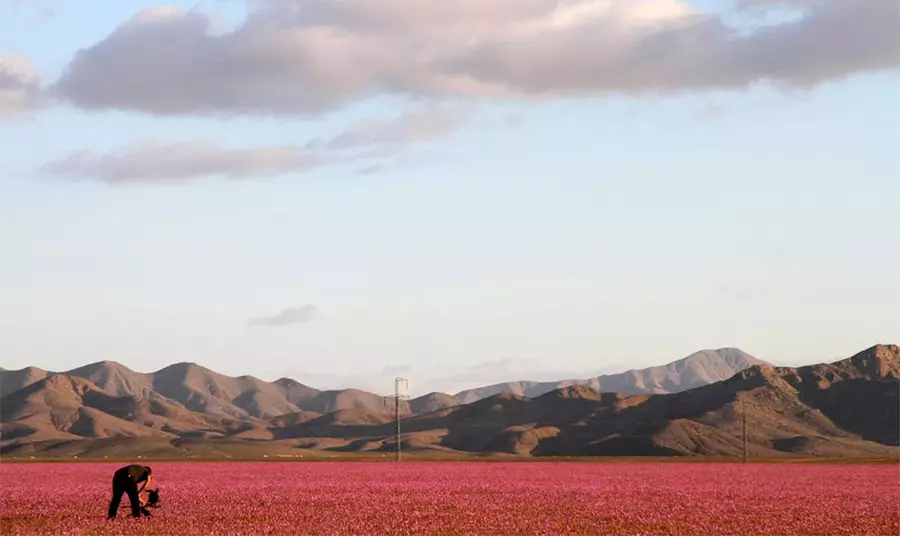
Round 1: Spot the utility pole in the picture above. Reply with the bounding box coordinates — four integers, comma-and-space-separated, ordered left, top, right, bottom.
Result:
385, 377, 409, 462
741, 397, 748, 463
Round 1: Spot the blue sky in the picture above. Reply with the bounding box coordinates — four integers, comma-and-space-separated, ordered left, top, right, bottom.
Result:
1, 0, 897, 395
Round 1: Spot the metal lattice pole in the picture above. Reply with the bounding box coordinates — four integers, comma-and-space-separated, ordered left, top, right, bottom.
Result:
395, 378, 401, 462
386, 377, 408, 462
741, 398, 748, 463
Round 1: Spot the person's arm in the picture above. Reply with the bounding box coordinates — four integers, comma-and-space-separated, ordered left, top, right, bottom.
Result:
138, 474, 152, 496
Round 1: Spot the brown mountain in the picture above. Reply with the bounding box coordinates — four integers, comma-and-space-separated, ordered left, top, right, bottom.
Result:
295, 389, 388, 414
453, 348, 769, 403
424, 344, 899, 456
0, 361, 450, 420
0, 347, 765, 423
1, 361, 327, 420
63, 361, 153, 397
261, 344, 895, 458
2, 345, 896, 459
150, 362, 309, 419
0, 375, 177, 444
410, 392, 459, 414
1, 366, 49, 399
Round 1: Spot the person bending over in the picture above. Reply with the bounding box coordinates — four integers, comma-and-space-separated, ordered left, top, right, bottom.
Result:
107, 464, 154, 519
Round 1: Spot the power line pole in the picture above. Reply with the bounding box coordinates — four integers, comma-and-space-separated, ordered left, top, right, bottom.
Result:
385, 377, 409, 462
741, 397, 748, 463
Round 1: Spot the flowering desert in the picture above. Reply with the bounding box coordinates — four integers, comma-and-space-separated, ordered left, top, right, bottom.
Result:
1, 461, 897, 535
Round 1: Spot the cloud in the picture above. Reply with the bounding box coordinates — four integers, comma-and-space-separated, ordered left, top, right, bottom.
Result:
40, 140, 322, 183
49, 0, 898, 117
0, 53, 45, 118
1, 1, 55, 20
354, 164, 386, 176
249, 305, 320, 327
40, 105, 471, 182
318, 105, 477, 150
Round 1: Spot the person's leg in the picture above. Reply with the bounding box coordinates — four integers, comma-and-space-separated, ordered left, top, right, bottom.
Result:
107, 478, 125, 519
125, 480, 142, 517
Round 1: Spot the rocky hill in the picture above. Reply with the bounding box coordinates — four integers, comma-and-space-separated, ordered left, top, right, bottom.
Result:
1, 345, 896, 459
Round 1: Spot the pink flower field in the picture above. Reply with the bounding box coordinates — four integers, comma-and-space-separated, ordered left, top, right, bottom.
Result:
1, 461, 897, 535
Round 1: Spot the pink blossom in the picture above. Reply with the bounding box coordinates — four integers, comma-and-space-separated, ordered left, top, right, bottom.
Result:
1, 462, 897, 535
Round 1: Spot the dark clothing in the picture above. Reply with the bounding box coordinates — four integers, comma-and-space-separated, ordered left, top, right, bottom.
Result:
107, 465, 151, 519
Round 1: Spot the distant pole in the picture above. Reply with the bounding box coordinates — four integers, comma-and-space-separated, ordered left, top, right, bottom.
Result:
391, 377, 409, 462
395, 378, 401, 462
741, 398, 748, 463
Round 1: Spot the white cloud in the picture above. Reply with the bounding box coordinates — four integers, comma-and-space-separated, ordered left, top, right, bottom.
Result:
250, 305, 320, 326
50, 0, 898, 116
0, 1, 55, 21
40, 105, 472, 182
0, 53, 44, 117
319, 105, 477, 150
40, 140, 322, 183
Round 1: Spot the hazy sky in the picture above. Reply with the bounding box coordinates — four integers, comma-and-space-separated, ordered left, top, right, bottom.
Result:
1, 0, 898, 395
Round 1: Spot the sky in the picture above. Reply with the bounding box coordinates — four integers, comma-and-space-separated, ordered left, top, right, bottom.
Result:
1, 0, 898, 396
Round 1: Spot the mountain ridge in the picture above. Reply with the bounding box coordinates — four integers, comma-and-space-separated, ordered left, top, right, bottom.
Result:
452, 348, 769, 402
0, 347, 768, 418
3, 345, 896, 459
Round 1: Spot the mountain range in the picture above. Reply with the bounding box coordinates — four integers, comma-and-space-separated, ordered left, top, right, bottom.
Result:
1, 345, 897, 459
453, 348, 768, 403
0, 348, 766, 421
